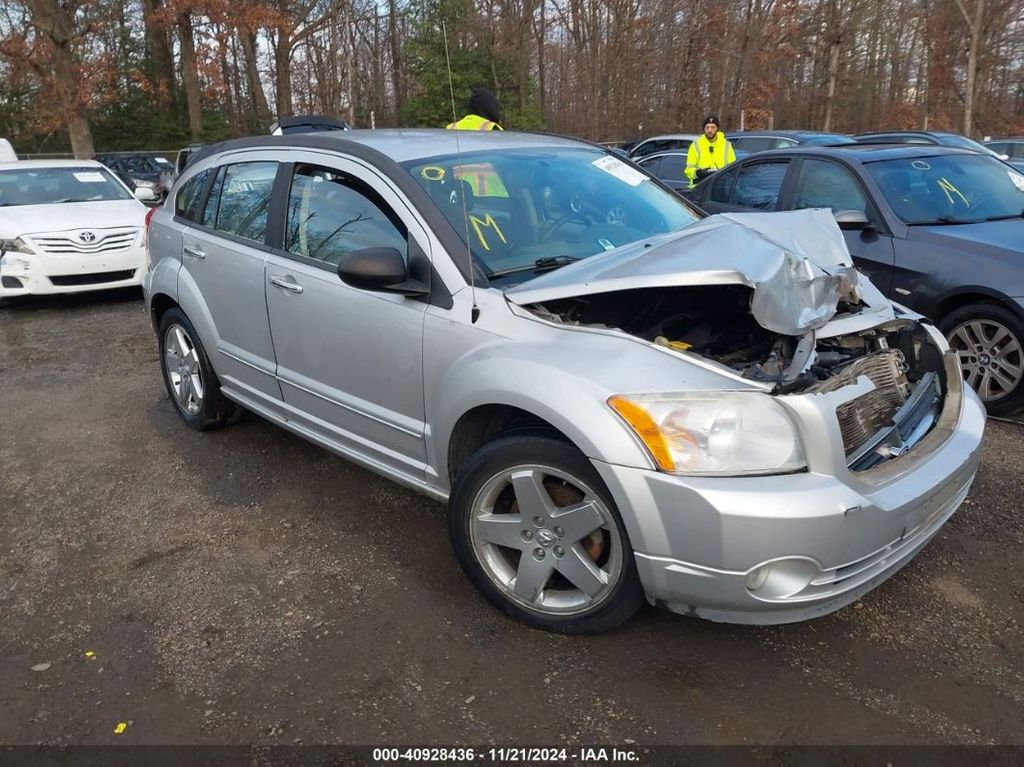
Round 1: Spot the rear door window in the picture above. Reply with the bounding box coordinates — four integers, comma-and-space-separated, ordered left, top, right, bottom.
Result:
658, 154, 688, 183
209, 162, 277, 243
732, 162, 788, 209
638, 156, 662, 176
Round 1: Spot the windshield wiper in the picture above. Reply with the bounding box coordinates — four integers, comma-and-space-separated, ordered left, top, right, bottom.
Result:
909, 215, 981, 225
984, 210, 1024, 222
489, 255, 581, 278
53, 197, 101, 203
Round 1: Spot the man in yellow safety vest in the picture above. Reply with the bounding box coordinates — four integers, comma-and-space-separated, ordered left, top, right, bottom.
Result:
447, 87, 504, 131
685, 115, 736, 187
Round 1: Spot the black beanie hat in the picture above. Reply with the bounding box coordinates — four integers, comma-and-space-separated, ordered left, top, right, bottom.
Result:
468, 87, 502, 124
703, 115, 720, 128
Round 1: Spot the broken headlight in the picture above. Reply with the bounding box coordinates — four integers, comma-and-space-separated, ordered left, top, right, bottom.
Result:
608, 392, 806, 476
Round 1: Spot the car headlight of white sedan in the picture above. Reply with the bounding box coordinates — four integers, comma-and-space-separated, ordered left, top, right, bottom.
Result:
609, 392, 806, 476
1, 238, 34, 273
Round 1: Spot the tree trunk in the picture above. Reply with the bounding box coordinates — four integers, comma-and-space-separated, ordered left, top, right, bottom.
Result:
142, 0, 176, 109
822, 36, 841, 132
178, 13, 204, 139
273, 28, 293, 117
959, 0, 985, 135
240, 29, 273, 127
24, 0, 94, 157
387, 0, 404, 119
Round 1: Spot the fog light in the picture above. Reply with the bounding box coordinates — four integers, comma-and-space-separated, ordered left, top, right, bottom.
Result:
745, 564, 771, 591
745, 558, 820, 599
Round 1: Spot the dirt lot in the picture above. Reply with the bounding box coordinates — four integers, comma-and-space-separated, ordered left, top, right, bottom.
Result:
1, 289, 1022, 747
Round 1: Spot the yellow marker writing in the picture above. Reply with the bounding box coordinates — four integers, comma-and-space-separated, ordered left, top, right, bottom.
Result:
937, 177, 969, 207
113, 722, 128, 735
468, 213, 508, 252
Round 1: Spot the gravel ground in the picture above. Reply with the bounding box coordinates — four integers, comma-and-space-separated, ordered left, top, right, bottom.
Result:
1, 289, 1022, 747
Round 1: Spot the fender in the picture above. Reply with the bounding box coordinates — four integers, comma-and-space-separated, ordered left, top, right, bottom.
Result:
425, 298, 760, 489
144, 256, 182, 328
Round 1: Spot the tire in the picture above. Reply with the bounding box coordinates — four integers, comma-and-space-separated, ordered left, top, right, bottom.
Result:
941, 302, 1024, 416
158, 307, 240, 430
448, 435, 645, 633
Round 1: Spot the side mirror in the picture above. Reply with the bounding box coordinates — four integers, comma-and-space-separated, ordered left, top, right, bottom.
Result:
834, 209, 871, 230
134, 186, 157, 201
337, 247, 428, 296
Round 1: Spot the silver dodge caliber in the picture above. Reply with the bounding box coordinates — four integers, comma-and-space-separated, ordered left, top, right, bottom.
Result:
144, 130, 986, 633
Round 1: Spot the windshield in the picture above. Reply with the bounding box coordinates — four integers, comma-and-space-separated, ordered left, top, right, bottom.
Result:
403, 148, 700, 282
935, 133, 1002, 157
0, 167, 133, 206
866, 154, 1024, 224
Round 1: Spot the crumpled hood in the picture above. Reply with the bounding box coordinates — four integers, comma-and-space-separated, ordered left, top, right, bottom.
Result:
506, 208, 877, 336
0, 200, 148, 238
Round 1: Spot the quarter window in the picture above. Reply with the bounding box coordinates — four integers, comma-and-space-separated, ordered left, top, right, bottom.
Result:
732, 162, 788, 210
210, 162, 277, 243
174, 169, 211, 221
285, 165, 407, 266
200, 167, 224, 228
792, 159, 868, 215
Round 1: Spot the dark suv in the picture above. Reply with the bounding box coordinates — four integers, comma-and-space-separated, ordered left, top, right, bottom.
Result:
688, 143, 1024, 413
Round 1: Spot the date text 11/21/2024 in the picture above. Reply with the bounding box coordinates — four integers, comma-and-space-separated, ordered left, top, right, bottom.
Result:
372, 747, 641, 762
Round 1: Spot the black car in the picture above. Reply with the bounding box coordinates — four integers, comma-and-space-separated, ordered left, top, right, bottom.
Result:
269, 115, 352, 135
688, 144, 1024, 413
632, 150, 690, 192
95, 153, 174, 202
731, 130, 856, 159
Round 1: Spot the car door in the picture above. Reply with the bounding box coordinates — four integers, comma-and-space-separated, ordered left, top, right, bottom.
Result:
263, 155, 430, 480
786, 157, 896, 294
699, 159, 791, 214
179, 158, 283, 404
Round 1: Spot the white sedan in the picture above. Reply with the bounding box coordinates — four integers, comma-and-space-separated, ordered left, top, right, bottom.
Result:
0, 160, 150, 301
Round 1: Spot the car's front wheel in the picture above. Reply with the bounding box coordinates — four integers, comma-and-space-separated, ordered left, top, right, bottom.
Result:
158, 308, 240, 430
942, 303, 1024, 416
448, 435, 645, 633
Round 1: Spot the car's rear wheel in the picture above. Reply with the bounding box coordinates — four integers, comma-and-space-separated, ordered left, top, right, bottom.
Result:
941, 303, 1024, 416
158, 308, 240, 430
448, 435, 644, 633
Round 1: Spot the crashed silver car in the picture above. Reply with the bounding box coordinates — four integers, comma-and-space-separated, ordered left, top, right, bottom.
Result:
143, 131, 985, 633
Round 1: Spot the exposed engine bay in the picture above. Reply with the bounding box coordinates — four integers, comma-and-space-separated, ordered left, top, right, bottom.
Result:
525, 285, 950, 470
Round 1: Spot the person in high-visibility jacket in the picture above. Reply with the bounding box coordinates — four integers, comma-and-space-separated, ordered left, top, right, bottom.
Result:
446, 87, 504, 131
685, 115, 736, 187
446, 87, 508, 197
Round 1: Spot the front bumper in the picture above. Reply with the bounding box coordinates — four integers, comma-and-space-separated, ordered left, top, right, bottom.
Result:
593, 384, 986, 625
0, 248, 145, 297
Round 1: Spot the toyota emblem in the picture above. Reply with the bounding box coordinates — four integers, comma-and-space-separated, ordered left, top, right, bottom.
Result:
79, 231, 96, 243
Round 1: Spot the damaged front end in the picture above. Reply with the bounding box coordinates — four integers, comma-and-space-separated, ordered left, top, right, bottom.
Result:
507, 209, 958, 473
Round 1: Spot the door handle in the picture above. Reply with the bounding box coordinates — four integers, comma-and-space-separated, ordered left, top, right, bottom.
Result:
182, 244, 206, 259
270, 275, 304, 294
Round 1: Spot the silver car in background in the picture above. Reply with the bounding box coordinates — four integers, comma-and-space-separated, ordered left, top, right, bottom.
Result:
143, 130, 985, 633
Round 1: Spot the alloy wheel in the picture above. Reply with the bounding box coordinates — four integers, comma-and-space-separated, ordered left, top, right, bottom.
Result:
469, 465, 623, 615
163, 324, 204, 415
948, 318, 1024, 402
